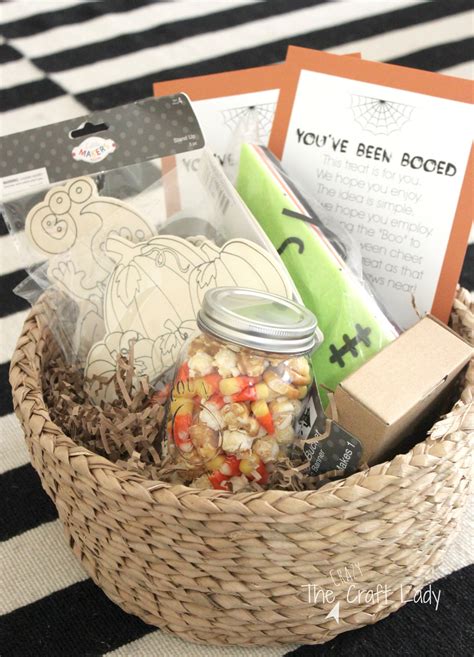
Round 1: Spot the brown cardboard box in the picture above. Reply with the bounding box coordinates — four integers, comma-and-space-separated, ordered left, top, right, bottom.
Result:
332, 315, 472, 466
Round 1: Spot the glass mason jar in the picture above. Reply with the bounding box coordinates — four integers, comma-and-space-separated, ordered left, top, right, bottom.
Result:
166, 287, 322, 490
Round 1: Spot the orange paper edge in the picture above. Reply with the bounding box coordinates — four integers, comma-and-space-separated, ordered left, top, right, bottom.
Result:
153, 54, 360, 100
269, 46, 474, 324
154, 64, 285, 99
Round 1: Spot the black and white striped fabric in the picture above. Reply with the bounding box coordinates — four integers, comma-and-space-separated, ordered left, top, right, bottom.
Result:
1, 2, 473, 656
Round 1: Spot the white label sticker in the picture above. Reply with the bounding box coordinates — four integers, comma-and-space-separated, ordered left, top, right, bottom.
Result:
296, 395, 319, 439
72, 136, 116, 163
0, 167, 50, 202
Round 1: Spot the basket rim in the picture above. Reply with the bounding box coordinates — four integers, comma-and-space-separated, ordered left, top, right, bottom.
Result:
9, 288, 474, 507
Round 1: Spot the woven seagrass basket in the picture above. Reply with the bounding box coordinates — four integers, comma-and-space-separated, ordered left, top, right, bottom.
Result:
9, 288, 474, 647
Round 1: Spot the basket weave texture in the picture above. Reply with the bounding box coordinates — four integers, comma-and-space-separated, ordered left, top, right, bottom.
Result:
9, 288, 474, 646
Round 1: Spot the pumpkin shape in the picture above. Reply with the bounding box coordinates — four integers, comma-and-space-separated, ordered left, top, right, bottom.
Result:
189, 238, 293, 315
151, 318, 197, 378
85, 319, 197, 402
85, 330, 154, 403
104, 235, 206, 339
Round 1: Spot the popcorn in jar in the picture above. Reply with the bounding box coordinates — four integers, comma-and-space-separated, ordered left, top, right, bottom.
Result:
166, 287, 322, 491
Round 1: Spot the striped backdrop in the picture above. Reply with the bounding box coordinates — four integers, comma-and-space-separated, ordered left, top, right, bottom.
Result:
1, 2, 473, 656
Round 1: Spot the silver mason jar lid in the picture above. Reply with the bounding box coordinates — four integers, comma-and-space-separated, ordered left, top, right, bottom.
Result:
197, 287, 321, 355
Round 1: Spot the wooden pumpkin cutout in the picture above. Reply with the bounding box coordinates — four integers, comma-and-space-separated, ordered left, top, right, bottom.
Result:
85, 330, 155, 403
188, 238, 292, 314
85, 233, 293, 400
103, 234, 207, 338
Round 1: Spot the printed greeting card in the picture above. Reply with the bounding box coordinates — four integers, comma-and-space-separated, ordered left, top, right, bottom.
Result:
270, 47, 473, 329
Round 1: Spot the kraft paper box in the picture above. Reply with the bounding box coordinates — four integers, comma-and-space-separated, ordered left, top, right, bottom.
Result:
332, 316, 472, 466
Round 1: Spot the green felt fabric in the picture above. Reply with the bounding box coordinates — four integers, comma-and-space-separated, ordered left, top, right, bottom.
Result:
236, 144, 398, 402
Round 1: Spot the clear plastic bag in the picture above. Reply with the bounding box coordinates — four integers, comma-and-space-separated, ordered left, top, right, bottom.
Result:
0, 97, 297, 408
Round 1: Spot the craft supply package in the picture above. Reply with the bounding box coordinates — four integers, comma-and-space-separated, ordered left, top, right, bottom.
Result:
2, 95, 300, 393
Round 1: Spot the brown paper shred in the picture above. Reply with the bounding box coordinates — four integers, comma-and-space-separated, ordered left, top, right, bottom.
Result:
99, 422, 112, 455
411, 292, 423, 320
42, 344, 357, 492
325, 391, 339, 424
296, 418, 332, 447
42, 343, 166, 478
269, 456, 347, 492
115, 372, 133, 406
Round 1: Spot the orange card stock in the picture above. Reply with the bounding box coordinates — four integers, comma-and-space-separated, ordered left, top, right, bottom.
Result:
269, 47, 473, 328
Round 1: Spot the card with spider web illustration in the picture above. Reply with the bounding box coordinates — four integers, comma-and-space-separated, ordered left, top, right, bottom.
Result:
270, 46, 474, 328
351, 95, 414, 135
220, 102, 277, 142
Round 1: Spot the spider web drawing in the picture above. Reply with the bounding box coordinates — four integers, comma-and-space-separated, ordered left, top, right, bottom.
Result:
351, 95, 414, 135
220, 103, 276, 141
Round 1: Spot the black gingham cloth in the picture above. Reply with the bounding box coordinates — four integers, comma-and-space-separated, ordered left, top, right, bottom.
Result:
1, 2, 473, 656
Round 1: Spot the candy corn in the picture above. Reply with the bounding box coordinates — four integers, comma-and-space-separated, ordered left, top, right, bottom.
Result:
207, 453, 244, 490
171, 399, 193, 451
239, 454, 260, 476
176, 362, 189, 383
199, 373, 222, 396
208, 470, 230, 490
251, 400, 275, 434
206, 454, 225, 472
219, 376, 259, 396
187, 373, 221, 399
207, 454, 241, 478
229, 382, 269, 403
207, 393, 225, 409
219, 454, 241, 477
